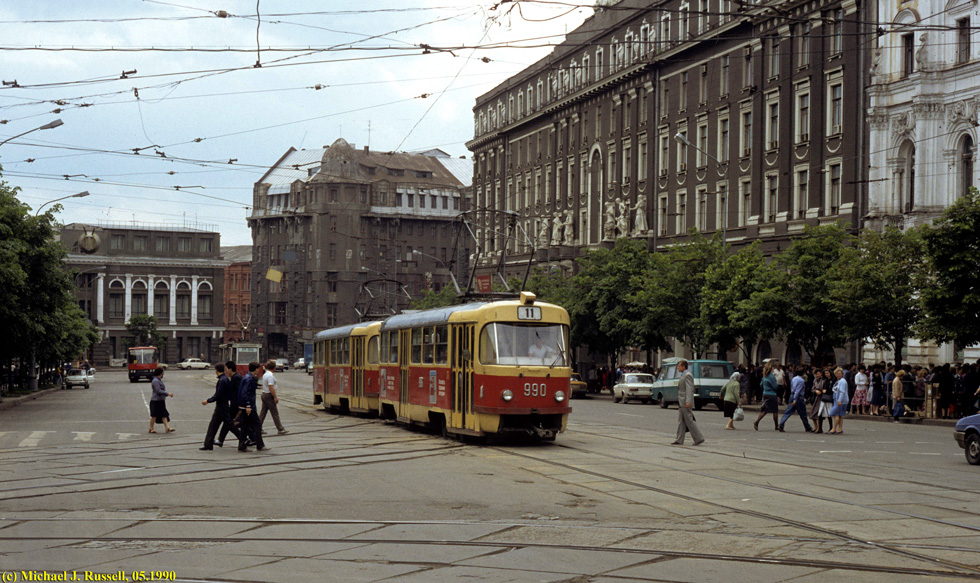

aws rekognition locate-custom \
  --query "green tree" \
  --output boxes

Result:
[567,238,663,356]
[831,226,924,366]
[126,314,167,348]
[756,223,852,365]
[700,242,781,361]
[409,285,458,310]
[0,177,99,380]
[919,187,980,346]
[634,232,725,358]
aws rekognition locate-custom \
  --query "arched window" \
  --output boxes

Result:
[109,280,125,319]
[154,281,169,318]
[197,281,213,320]
[896,140,915,213]
[959,134,974,198]
[176,281,191,319]
[131,280,147,315]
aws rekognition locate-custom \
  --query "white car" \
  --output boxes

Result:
[613,373,656,404]
[177,358,211,370]
[293,357,306,369]
[64,369,90,389]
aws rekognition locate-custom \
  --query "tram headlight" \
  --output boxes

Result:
[554,390,566,403]
[502,389,513,402]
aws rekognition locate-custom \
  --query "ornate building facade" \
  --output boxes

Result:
[248,139,471,363]
[61,222,228,366]
[866,0,979,363]
[467,0,873,363]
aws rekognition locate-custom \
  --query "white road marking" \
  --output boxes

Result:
[116,433,139,441]
[819,450,852,454]
[876,441,903,444]
[909,452,941,455]
[617,413,644,417]
[19,431,53,447]
[72,432,96,442]
[96,467,144,474]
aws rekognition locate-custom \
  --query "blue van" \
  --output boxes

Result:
[652,358,735,410]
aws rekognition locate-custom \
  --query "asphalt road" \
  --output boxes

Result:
[1,369,978,583]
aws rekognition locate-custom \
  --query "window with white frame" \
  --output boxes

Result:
[660,132,670,175]
[568,156,576,198]
[798,21,811,68]
[958,18,971,64]
[743,48,754,87]
[623,140,632,182]
[796,89,810,142]
[718,114,730,162]
[827,162,842,214]
[677,128,689,172]
[596,46,604,79]
[697,186,709,231]
[659,194,669,235]
[766,96,779,150]
[699,64,708,103]
[639,87,648,124]
[638,138,649,181]
[827,72,843,135]
[677,190,688,231]
[697,122,708,167]
[717,181,729,230]
[740,178,751,226]
[765,173,778,222]
[680,2,690,39]
[660,14,670,49]
[660,83,670,118]
[831,8,844,55]
[698,0,707,33]
[720,55,730,96]
[741,109,752,157]
[607,148,616,188]
[795,168,808,219]
[680,72,688,110]
[582,55,590,84]
[768,36,780,78]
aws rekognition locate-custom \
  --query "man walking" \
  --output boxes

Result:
[237,362,268,452]
[200,363,242,450]
[671,359,705,446]
[260,360,288,435]
[778,366,814,432]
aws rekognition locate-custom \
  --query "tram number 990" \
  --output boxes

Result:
[524,383,547,397]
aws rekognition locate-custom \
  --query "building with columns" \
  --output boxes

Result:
[61,222,229,366]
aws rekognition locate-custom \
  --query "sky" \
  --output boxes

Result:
[0,0,594,245]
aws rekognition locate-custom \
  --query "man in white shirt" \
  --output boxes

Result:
[528,337,556,364]
[260,360,288,435]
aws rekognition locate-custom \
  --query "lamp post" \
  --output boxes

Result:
[35,191,90,216]
[674,132,729,244]
[0,118,64,148]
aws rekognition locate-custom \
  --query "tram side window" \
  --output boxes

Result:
[434,325,449,365]
[380,332,389,365]
[330,340,336,366]
[422,326,435,364]
[343,337,350,365]
[411,328,423,364]
[367,335,380,365]
[389,330,399,364]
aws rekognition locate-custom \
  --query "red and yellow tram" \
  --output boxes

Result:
[312,292,572,439]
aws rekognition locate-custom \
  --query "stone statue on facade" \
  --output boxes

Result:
[632,194,648,235]
[562,210,575,246]
[616,197,629,237]
[538,219,550,249]
[915,34,930,71]
[603,201,616,240]
[551,213,563,246]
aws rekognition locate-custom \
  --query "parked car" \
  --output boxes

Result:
[275,358,289,371]
[64,369,89,389]
[570,372,588,398]
[613,372,656,404]
[651,358,734,410]
[177,358,210,370]
[954,413,980,465]
[307,360,313,375]
[293,357,306,369]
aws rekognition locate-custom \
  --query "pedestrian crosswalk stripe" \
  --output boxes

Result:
[19,431,53,447]
[72,432,96,442]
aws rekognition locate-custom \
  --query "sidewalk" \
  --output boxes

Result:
[0,386,62,412]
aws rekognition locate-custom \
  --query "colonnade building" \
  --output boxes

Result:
[61,222,229,366]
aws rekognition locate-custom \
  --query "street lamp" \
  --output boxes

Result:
[35,191,91,216]
[0,118,64,148]
[412,249,461,294]
[674,132,729,244]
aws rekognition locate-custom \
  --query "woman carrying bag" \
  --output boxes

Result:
[721,372,743,430]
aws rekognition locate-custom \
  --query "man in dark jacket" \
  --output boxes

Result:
[237,361,267,451]
[200,363,242,450]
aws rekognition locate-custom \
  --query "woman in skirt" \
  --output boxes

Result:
[809,369,832,433]
[720,372,742,430]
[828,367,850,434]
[149,367,175,434]
[753,361,780,431]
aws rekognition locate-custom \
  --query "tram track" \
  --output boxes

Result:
[1,517,976,579]
[488,441,980,577]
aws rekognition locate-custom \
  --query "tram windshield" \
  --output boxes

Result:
[237,346,260,364]
[479,323,569,367]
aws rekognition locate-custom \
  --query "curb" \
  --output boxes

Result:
[0,386,62,412]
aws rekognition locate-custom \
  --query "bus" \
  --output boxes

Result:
[128,346,159,383]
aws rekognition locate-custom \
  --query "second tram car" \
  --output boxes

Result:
[312,292,572,439]
[219,342,262,375]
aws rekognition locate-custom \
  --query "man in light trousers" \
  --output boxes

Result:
[672,359,705,446]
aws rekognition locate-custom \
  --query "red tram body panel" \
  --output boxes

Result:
[312,293,572,439]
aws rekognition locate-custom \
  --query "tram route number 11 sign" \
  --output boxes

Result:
[518,306,542,321]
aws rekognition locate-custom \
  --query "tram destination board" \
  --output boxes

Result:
[517,306,542,320]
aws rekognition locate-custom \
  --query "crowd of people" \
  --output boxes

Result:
[589,360,980,422]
